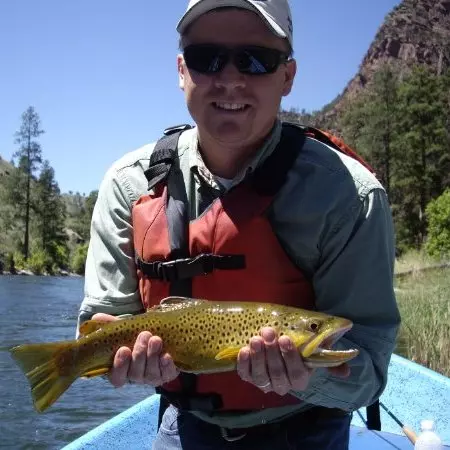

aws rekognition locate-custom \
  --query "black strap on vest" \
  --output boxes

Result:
[366,400,382,430]
[136,254,246,282]
[147,122,381,431]
[145,124,226,424]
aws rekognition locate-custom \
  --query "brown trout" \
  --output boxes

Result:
[9,297,359,413]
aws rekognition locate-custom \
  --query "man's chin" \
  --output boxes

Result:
[206,123,253,146]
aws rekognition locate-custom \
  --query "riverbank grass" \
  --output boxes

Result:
[394,252,450,377]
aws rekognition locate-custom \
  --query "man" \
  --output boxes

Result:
[78,0,401,448]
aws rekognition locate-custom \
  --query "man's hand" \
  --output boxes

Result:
[90,313,180,388]
[237,327,350,395]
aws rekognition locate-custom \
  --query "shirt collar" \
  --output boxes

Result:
[182,119,283,191]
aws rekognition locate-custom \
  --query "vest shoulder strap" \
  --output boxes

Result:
[251,122,306,196]
[144,123,193,191]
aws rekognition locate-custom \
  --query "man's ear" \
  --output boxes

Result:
[177,54,186,91]
[282,59,297,96]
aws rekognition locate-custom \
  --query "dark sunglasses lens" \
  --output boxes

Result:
[183,45,286,75]
[183,45,225,73]
[237,48,285,74]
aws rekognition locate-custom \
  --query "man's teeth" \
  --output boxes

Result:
[215,102,247,111]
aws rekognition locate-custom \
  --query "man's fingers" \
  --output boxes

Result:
[108,347,132,388]
[237,346,252,382]
[91,313,119,323]
[248,336,271,391]
[261,328,290,395]
[143,336,164,385]
[160,353,180,384]
[279,335,312,391]
[128,332,152,383]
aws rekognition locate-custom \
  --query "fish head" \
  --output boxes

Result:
[278,311,359,369]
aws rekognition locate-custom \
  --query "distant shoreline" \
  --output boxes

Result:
[0,270,83,277]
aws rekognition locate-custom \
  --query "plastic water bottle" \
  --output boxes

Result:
[414,420,443,450]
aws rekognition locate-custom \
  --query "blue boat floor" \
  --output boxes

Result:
[64,424,449,449]
[63,354,450,450]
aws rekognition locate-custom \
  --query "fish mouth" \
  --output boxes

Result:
[301,321,359,368]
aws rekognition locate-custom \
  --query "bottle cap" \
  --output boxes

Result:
[421,419,435,431]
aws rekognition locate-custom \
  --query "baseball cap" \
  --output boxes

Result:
[176,0,293,49]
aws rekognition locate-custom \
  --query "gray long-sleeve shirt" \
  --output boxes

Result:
[78,120,401,428]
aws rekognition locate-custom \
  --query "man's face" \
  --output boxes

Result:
[177,8,296,151]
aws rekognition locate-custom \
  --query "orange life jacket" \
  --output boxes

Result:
[132,122,374,413]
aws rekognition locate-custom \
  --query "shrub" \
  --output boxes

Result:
[71,243,89,275]
[26,248,52,275]
[425,189,450,260]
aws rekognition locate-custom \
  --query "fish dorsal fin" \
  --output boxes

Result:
[161,296,206,306]
[149,296,208,312]
[78,320,110,336]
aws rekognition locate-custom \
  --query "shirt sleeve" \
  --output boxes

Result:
[76,165,145,335]
[290,187,401,411]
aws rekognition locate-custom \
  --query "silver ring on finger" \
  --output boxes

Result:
[257,381,271,389]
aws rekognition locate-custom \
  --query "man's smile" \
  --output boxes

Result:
[212,102,251,113]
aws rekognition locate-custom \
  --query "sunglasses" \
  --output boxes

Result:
[183,44,290,75]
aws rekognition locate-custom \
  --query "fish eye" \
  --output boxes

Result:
[307,319,321,332]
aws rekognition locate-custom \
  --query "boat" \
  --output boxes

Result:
[62,354,450,449]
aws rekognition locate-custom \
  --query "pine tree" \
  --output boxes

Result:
[12,106,44,259]
[35,160,68,269]
[393,66,449,247]
[340,63,400,197]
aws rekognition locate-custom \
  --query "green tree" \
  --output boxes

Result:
[71,242,89,275]
[340,63,400,197]
[80,190,98,239]
[12,106,44,259]
[425,189,450,259]
[35,160,68,268]
[0,158,27,253]
[65,190,98,240]
[393,66,449,247]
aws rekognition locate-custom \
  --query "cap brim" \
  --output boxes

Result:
[176,0,286,39]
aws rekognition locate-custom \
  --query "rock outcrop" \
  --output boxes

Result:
[315,0,450,128]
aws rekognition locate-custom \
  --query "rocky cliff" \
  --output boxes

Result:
[315,0,450,127]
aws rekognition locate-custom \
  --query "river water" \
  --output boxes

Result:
[0,275,154,450]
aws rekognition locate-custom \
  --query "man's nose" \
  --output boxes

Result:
[213,59,247,90]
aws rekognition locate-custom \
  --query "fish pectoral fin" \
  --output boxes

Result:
[215,346,242,361]
[80,368,110,378]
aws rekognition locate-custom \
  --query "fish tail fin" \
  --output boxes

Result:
[9,341,77,413]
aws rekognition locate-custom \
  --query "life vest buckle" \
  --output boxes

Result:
[136,253,246,281]
[156,254,216,281]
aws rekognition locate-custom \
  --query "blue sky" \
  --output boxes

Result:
[0,0,401,195]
